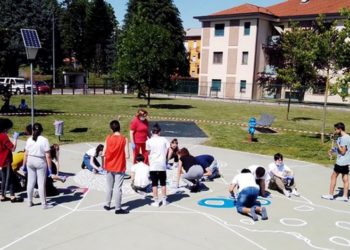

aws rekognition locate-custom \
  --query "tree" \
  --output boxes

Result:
[332,9,350,101]
[60,0,89,68]
[117,0,188,105]
[117,21,174,107]
[313,16,341,143]
[85,0,117,75]
[258,23,318,120]
[0,0,62,76]
[60,0,117,74]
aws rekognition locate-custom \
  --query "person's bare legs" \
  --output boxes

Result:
[329,172,339,195]
[342,174,349,198]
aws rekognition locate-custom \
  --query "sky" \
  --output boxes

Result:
[108,0,285,29]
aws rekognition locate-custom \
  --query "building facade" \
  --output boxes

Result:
[195,0,350,102]
[185,28,202,78]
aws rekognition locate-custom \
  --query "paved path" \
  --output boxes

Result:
[0,139,349,250]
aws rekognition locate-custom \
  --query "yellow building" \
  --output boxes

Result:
[184,28,201,78]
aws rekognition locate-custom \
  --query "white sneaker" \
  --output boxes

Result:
[151,200,160,207]
[321,194,334,200]
[291,189,300,197]
[335,196,349,202]
[283,189,291,198]
[162,199,169,206]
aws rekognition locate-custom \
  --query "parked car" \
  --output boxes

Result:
[34,81,51,94]
[0,77,33,95]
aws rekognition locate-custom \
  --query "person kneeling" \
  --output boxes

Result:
[229,169,268,221]
[130,154,151,195]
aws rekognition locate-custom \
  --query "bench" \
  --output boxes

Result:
[256,113,275,127]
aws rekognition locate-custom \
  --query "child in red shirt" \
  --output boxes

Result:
[0,118,23,202]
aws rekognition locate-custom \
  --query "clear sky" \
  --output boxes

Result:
[108,0,285,29]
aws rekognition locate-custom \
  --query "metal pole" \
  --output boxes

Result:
[52,13,56,88]
[30,62,34,127]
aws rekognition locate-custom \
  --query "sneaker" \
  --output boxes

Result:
[28,202,34,207]
[151,200,160,207]
[321,194,334,200]
[115,209,129,214]
[283,189,291,198]
[250,207,258,221]
[61,176,67,183]
[161,198,169,206]
[261,207,268,220]
[98,169,107,175]
[291,189,300,197]
[103,205,111,211]
[34,190,39,198]
[43,203,54,209]
[335,196,349,202]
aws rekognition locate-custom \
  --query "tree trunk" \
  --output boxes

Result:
[286,90,292,120]
[147,86,151,108]
[321,68,330,144]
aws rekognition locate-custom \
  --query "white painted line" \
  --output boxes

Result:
[294,205,315,212]
[335,221,350,231]
[171,203,267,250]
[280,218,307,227]
[1,177,92,249]
[329,236,350,247]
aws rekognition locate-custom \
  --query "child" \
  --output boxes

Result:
[229,169,268,221]
[81,144,105,174]
[167,138,179,169]
[130,154,151,194]
[268,153,300,197]
[49,144,67,183]
[146,123,170,207]
[102,120,130,214]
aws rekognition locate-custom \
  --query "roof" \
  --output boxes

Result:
[197,0,350,20]
[185,28,201,37]
[210,3,275,17]
[268,0,350,17]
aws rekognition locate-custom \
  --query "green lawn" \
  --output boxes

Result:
[4,94,350,166]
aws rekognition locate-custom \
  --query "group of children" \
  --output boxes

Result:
[1,114,349,221]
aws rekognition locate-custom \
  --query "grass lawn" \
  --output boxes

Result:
[4,94,350,166]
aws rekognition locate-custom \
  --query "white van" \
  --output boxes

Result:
[0,77,34,94]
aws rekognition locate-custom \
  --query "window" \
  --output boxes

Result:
[242,52,249,65]
[244,22,251,36]
[211,79,221,91]
[213,52,223,64]
[193,41,197,49]
[240,80,247,93]
[198,53,200,59]
[215,24,225,36]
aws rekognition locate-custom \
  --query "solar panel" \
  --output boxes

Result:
[21,29,41,48]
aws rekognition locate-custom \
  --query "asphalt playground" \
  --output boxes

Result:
[1,137,350,250]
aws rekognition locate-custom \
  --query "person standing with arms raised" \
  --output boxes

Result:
[130,109,149,164]
[322,122,350,201]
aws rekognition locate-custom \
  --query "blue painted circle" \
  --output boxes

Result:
[198,198,234,208]
[198,197,271,209]
[258,197,271,206]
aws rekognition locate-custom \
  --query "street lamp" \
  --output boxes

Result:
[20,29,41,128]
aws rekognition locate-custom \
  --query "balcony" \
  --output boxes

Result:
[262,35,281,50]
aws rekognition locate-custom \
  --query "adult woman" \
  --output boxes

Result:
[81,144,104,174]
[23,123,52,209]
[130,109,149,164]
[176,148,204,193]
[0,118,23,202]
